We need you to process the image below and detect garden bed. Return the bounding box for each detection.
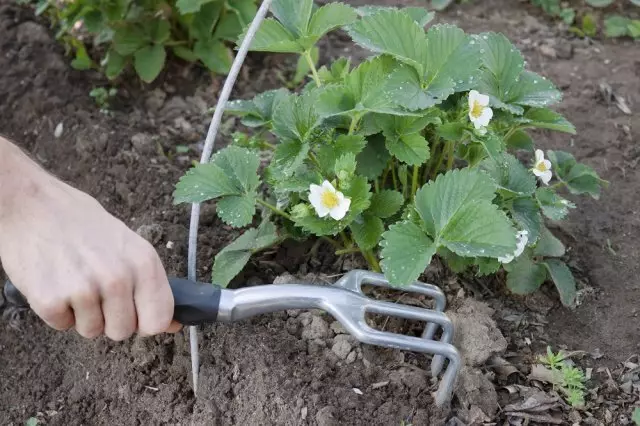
[1,0,639,424]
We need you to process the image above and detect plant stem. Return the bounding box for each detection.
[431,142,446,180]
[411,165,420,198]
[321,236,342,249]
[339,231,352,248]
[446,141,456,170]
[391,161,399,191]
[257,198,292,221]
[304,50,322,87]
[335,247,361,255]
[374,179,380,193]
[362,249,381,273]
[348,114,360,135]
[307,151,321,169]
[504,125,520,142]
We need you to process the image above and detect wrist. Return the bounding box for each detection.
[0,137,51,230]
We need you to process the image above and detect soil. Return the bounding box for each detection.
[1,0,639,425]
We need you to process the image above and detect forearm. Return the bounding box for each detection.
[0,136,50,229]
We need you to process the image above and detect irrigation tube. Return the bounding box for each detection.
[186,0,274,395]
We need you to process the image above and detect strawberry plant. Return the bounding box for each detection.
[173,0,606,307]
[19,0,259,82]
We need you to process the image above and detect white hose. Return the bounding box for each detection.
[186,0,274,395]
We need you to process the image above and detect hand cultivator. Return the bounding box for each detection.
[4,270,461,406]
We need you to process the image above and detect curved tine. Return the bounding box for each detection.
[333,270,447,342]
[366,300,452,377]
[355,324,461,407]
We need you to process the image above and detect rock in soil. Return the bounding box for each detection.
[448,299,508,367]
[136,223,164,245]
[332,335,354,360]
[302,315,330,340]
[454,366,499,421]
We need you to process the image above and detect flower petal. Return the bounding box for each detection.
[535,149,544,163]
[541,170,552,185]
[543,160,552,170]
[476,92,490,106]
[321,180,336,192]
[468,90,479,109]
[329,199,350,220]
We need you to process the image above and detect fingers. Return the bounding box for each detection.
[71,286,105,338]
[100,273,137,341]
[31,297,75,331]
[132,243,175,336]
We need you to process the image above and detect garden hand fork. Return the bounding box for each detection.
[3,269,461,406]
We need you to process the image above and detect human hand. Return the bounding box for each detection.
[0,139,181,340]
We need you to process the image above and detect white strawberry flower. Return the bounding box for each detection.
[468,90,493,130]
[498,230,529,264]
[532,149,552,185]
[309,180,351,220]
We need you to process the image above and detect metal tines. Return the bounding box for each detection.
[216,269,461,406]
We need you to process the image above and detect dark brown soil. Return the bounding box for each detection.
[1,0,639,424]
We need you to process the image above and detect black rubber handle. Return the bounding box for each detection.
[2,277,221,326]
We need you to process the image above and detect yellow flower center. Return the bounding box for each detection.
[321,191,340,209]
[470,100,484,118]
[536,162,548,172]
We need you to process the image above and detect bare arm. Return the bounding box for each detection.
[0,135,180,339]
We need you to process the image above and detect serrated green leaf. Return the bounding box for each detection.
[356,134,390,179]
[191,2,222,40]
[212,220,279,286]
[216,194,256,227]
[547,150,605,199]
[506,129,534,151]
[438,247,474,273]
[585,0,614,7]
[534,227,565,257]
[480,153,537,195]
[356,6,434,27]
[437,122,466,141]
[176,0,214,14]
[105,49,126,79]
[631,407,640,425]
[415,168,517,259]
[113,25,146,55]
[604,15,631,37]
[476,257,501,276]
[242,18,303,53]
[270,163,322,194]
[317,57,351,84]
[347,9,427,73]
[475,32,561,114]
[350,213,384,250]
[505,254,547,294]
[273,139,309,176]
[172,46,198,62]
[334,153,357,180]
[134,44,166,83]
[542,259,576,307]
[387,25,481,110]
[271,0,313,37]
[273,91,321,142]
[214,0,257,41]
[628,20,640,38]
[380,221,436,286]
[71,44,92,70]
[316,134,367,176]
[511,197,542,244]
[536,187,575,220]
[308,3,357,41]
[226,88,289,127]
[521,108,576,134]
[415,168,497,236]
[316,56,408,118]
[173,146,260,205]
[385,133,430,165]
[369,190,404,218]
[195,38,232,74]
[430,0,455,11]
[478,134,504,160]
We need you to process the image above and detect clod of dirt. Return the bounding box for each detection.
[454,366,499,421]
[448,299,507,367]
[16,21,51,44]
[145,88,167,112]
[332,335,355,360]
[315,405,337,426]
[130,133,156,155]
[330,320,347,335]
[301,315,330,340]
[136,223,164,245]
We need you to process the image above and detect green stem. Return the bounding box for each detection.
[260,141,276,150]
[504,125,521,142]
[339,231,352,248]
[304,50,321,87]
[307,152,321,169]
[391,161,399,191]
[335,247,361,255]
[411,165,419,198]
[257,198,292,221]
[362,249,381,273]
[320,236,342,249]
[430,143,446,180]
[446,141,456,170]
[374,179,380,193]
[348,114,361,135]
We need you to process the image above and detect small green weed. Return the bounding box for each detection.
[89,87,117,112]
[539,346,587,408]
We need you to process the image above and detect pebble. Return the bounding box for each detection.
[330,321,346,335]
[54,122,63,138]
[345,351,357,364]
[136,224,163,245]
[301,316,330,340]
[131,133,156,155]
